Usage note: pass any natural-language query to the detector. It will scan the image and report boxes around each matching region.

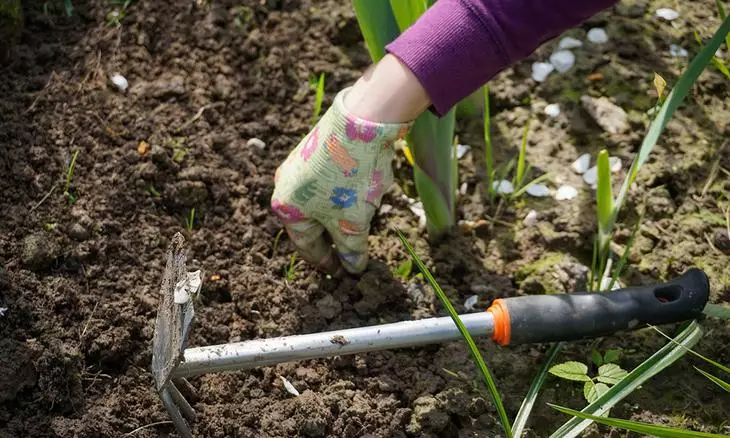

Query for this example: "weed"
[549,354,629,405]
[185,208,195,232]
[148,185,161,197]
[272,228,285,255]
[309,72,325,125]
[63,149,80,204]
[106,0,135,26]
[284,253,297,284]
[44,223,57,232]
[166,137,188,163]
[392,258,412,281]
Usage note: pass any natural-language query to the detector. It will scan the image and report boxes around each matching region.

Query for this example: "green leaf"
[694,367,730,392]
[395,229,513,437]
[596,363,628,385]
[512,342,563,438]
[551,322,703,437]
[549,361,591,382]
[596,149,614,253]
[550,404,728,437]
[694,31,730,81]
[388,0,427,31]
[591,350,603,367]
[603,349,621,364]
[514,120,530,188]
[393,258,413,280]
[583,381,610,404]
[311,72,325,124]
[352,0,401,62]
[703,303,730,319]
[715,0,730,48]
[612,16,730,225]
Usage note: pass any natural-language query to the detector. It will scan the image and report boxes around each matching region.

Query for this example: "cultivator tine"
[152,232,199,438]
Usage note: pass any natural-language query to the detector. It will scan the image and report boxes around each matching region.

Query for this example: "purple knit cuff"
[385,0,507,117]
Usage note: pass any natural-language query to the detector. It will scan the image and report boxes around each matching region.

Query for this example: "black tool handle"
[489,268,710,346]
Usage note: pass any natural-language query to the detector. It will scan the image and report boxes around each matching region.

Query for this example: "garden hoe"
[152,233,711,438]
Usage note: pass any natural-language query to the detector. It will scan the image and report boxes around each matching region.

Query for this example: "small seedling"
[309,72,326,125]
[106,0,136,26]
[44,223,57,232]
[284,253,297,283]
[233,5,254,30]
[272,228,285,255]
[549,355,628,404]
[167,137,188,163]
[392,258,413,281]
[185,208,195,232]
[149,185,161,197]
[63,149,80,204]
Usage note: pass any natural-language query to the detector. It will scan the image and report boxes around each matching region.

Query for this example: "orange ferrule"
[486,299,511,346]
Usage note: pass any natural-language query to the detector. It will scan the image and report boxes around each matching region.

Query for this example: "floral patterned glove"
[271,88,412,274]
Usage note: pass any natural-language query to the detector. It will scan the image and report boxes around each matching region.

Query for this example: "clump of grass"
[185,208,195,232]
[63,149,80,204]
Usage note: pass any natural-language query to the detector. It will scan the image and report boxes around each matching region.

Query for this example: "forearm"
[386,0,619,116]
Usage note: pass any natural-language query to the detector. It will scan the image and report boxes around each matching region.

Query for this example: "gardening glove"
[271,88,412,274]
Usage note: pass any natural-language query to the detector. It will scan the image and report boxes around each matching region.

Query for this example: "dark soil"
[1,0,728,437]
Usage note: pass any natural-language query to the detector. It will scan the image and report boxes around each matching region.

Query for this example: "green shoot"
[392,258,413,281]
[550,404,728,437]
[694,367,730,392]
[185,208,195,232]
[63,149,80,204]
[272,228,285,255]
[310,72,326,124]
[549,359,628,404]
[513,120,530,189]
[149,185,161,197]
[693,31,730,80]
[550,322,702,437]
[168,137,188,163]
[483,85,495,203]
[284,253,297,283]
[395,228,512,437]
[595,150,613,254]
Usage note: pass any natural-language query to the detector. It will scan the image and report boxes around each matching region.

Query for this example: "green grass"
[284,253,298,283]
[63,149,80,204]
[310,72,325,125]
[185,208,195,232]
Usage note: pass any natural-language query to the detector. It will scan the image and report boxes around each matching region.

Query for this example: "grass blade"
[512,342,563,437]
[395,228,513,437]
[514,121,530,188]
[694,367,730,392]
[550,321,703,438]
[715,0,730,48]
[595,150,614,251]
[311,72,325,124]
[352,0,401,62]
[550,404,728,437]
[613,16,730,223]
[606,214,642,291]
[483,86,495,203]
[511,173,551,198]
[648,325,730,374]
[389,0,427,31]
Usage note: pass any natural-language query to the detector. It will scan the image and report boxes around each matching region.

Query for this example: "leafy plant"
[353,0,457,238]
[106,0,135,26]
[395,228,512,437]
[63,149,80,204]
[549,358,629,404]
[392,258,413,281]
[310,72,326,124]
[185,208,195,232]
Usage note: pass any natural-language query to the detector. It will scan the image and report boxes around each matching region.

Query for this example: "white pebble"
[587,28,609,44]
[247,138,266,150]
[583,166,598,185]
[544,103,561,117]
[456,144,471,159]
[492,180,515,194]
[571,153,591,174]
[609,156,622,172]
[0,307,7,317]
[523,209,538,227]
[558,36,584,50]
[379,204,393,215]
[409,202,427,228]
[550,50,576,73]
[532,62,555,82]
[279,376,300,396]
[555,185,578,200]
[110,74,128,92]
[464,295,479,311]
[669,44,688,58]
[526,183,550,197]
[655,8,679,21]
[459,182,468,195]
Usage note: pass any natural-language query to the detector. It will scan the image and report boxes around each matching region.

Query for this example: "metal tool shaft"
[173,312,495,378]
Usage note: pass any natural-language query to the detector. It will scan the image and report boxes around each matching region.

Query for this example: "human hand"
[271,88,411,274]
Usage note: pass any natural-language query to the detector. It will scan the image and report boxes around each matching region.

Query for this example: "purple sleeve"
[385,0,618,116]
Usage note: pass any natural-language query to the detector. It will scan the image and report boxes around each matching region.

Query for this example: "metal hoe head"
[152,233,198,438]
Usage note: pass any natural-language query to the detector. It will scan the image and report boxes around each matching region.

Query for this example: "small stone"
[492,179,514,194]
[279,376,299,396]
[609,156,622,172]
[409,202,427,229]
[549,50,576,73]
[110,74,128,92]
[587,28,609,44]
[213,74,233,100]
[713,229,730,254]
[379,204,393,215]
[655,8,679,21]
[571,153,591,174]
[463,295,479,311]
[544,103,561,117]
[456,144,470,159]
[459,182,468,195]
[523,210,538,227]
[532,62,555,82]
[21,232,60,272]
[558,36,583,50]
[247,138,266,150]
[555,185,578,200]
[0,307,7,317]
[669,44,688,58]
[583,166,598,185]
[526,183,550,197]
[68,223,90,241]
[580,95,629,134]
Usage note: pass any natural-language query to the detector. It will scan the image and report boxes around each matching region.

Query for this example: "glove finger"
[326,219,370,274]
[284,219,339,274]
